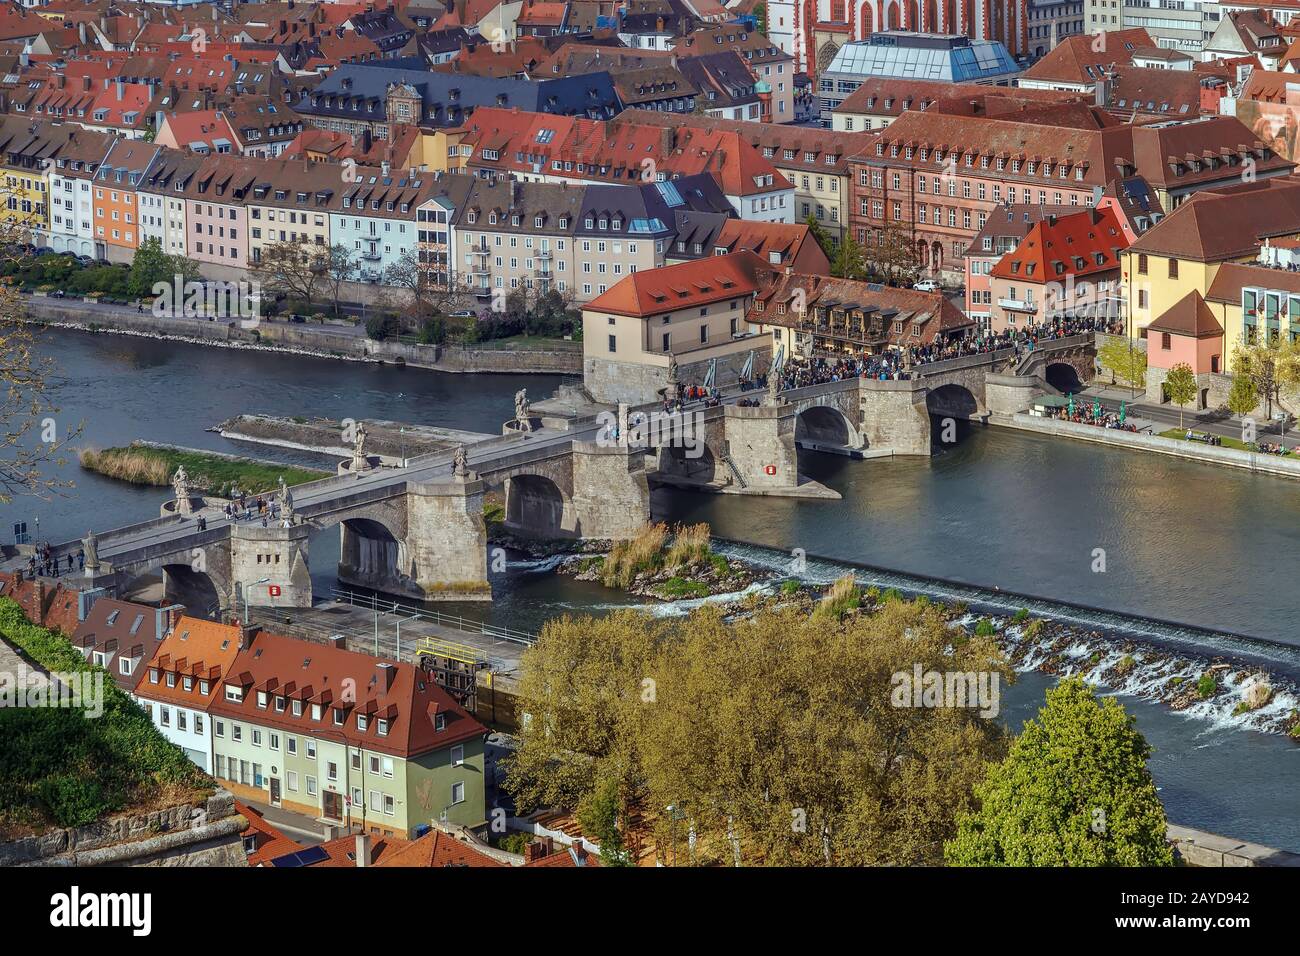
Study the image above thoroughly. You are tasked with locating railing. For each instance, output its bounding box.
[330,587,536,647]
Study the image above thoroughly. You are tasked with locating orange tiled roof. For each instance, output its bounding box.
[587,250,766,317]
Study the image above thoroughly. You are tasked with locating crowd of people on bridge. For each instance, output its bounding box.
[222,488,291,528]
[27,542,83,579]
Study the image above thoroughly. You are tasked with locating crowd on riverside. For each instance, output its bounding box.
[1046,405,1139,432]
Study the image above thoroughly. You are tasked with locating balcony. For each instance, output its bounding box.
[535,247,553,260]
[360,246,382,261]
[998,297,1038,313]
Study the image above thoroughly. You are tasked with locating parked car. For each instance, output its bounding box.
[913,279,941,292]
[47,289,65,298]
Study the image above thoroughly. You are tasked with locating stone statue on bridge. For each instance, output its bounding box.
[766,368,781,406]
[279,476,295,524]
[172,465,195,516]
[82,530,99,572]
[514,388,533,432]
[351,421,372,472]
[452,443,468,478]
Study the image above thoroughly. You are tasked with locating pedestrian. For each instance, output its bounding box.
[78,549,84,569]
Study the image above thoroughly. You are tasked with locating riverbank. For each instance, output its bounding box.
[24,297,583,376]
[213,413,493,461]
[1001,412,1300,479]
[78,443,327,497]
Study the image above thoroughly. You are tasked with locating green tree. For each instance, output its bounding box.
[126,236,172,298]
[1097,336,1147,389]
[831,232,866,280]
[576,773,634,866]
[1163,362,1197,428]
[804,213,834,260]
[1234,333,1300,420]
[945,678,1174,867]
[1226,371,1257,420]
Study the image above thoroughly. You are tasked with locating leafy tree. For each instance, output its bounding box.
[577,773,634,866]
[1233,333,1300,420]
[126,236,171,298]
[1227,371,1257,420]
[804,213,834,260]
[1163,362,1197,428]
[1097,336,1147,389]
[945,678,1174,867]
[831,232,867,280]
[507,600,1011,866]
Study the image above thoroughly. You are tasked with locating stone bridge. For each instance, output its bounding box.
[38,336,1093,615]
[776,333,1097,456]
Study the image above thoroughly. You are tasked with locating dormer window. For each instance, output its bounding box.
[292,699,302,716]
[225,684,243,702]
[357,714,368,731]
[311,703,322,721]
[166,672,176,687]
[377,719,389,736]
[257,690,268,708]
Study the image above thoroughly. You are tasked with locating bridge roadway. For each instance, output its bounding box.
[25,332,1095,569]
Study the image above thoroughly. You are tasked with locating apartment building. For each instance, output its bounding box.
[245,159,344,265]
[749,273,974,363]
[847,110,1292,283]
[965,204,1069,328]
[181,156,256,273]
[332,165,437,282]
[462,107,795,224]
[71,599,179,695]
[614,110,857,239]
[208,629,488,837]
[92,139,159,264]
[986,206,1128,333]
[138,151,207,258]
[45,127,113,258]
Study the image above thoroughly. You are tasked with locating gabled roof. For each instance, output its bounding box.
[1146,290,1224,338]
[1019,28,1153,84]
[1128,175,1300,260]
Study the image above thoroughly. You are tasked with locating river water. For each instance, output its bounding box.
[10,329,1300,850]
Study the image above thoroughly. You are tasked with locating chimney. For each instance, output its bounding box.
[381,159,391,177]
[239,623,259,649]
[571,842,590,866]
[355,832,371,867]
[116,80,124,101]
[525,840,547,862]
[376,661,396,691]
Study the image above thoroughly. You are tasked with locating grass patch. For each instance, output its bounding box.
[1158,429,1267,453]
[0,599,212,832]
[814,574,861,619]
[80,445,326,497]
[600,522,719,590]
[1196,672,1218,699]
[658,577,710,600]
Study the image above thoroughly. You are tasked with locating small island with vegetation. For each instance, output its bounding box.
[79,443,326,497]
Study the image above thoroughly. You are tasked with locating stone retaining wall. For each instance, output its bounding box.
[1,789,246,867]
[26,300,582,376]
[1005,413,1300,480]
[1168,824,1300,867]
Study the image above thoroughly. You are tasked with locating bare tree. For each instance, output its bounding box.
[322,243,358,318]
[248,240,325,314]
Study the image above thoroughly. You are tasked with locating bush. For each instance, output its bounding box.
[974,618,996,638]
[365,315,395,340]
[815,574,861,619]
[1196,673,1218,699]
[1012,608,1029,623]
[0,599,211,831]
[417,315,446,345]
[779,579,801,596]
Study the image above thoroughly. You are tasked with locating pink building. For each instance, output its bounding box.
[182,157,255,271]
[1145,290,1224,409]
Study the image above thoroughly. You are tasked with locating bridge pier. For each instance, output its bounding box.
[985,374,1048,418]
[404,475,492,601]
[860,379,932,455]
[722,403,799,489]
[569,440,651,539]
[230,521,312,612]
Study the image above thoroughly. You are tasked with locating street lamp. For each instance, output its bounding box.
[1276,411,1289,450]
[243,576,270,627]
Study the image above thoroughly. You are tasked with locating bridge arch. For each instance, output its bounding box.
[504,473,571,538]
[118,560,228,619]
[657,443,718,484]
[926,382,981,420]
[1045,361,1083,394]
[338,516,411,593]
[795,404,862,451]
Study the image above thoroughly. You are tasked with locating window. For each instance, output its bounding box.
[1138,254,1148,275]
[1161,332,1172,350]
[215,720,225,738]
[1168,258,1179,279]
[225,684,242,702]
[377,719,389,737]
[451,782,465,805]
[451,745,464,766]
[232,724,242,742]
[287,771,298,792]
[287,736,297,755]
[306,739,317,759]
[306,775,317,796]
[119,658,132,676]
[382,757,394,778]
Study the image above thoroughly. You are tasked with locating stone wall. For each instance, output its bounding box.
[26,300,582,375]
[1167,824,1300,867]
[405,477,491,600]
[722,404,799,489]
[568,441,652,538]
[0,789,246,867]
[229,522,313,609]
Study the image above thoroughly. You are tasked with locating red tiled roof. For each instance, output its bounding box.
[1146,290,1224,338]
[587,250,766,316]
[991,207,1129,282]
[236,801,305,867]
[1020,28,1154,84]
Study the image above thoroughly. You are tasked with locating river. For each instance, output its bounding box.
[9,328,1300,850]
